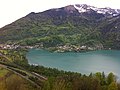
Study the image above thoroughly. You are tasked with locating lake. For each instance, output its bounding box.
[27,49,120,78]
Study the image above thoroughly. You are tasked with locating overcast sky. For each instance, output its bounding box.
[0,0,120,28]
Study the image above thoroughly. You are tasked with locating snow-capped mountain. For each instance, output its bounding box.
[74,4,120,16]
[0,4,120,49]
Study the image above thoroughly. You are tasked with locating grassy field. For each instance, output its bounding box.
[0,67,39,90]
[0,67,9,77]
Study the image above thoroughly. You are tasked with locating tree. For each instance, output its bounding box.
[108,82,118,90]
[101,72,107,85]
[107,73,116,85]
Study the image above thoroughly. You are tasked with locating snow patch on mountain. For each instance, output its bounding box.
[74,4,120,16]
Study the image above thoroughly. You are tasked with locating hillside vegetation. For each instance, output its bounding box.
[0,67,39,90]
[0,5,120,50]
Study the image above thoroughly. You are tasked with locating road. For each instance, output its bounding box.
[0,52,47,88]
[0,63,42,88]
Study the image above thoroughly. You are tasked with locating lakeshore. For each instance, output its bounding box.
[27,49,120,79]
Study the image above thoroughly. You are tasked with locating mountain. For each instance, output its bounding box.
[0,4,120,49]
[74,4,120,16]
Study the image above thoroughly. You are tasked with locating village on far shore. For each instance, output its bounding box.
[0,43,106,53]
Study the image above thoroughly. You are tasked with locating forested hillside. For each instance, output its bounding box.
[0,5,120,50]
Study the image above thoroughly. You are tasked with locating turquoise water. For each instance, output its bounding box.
[27,49,120,78]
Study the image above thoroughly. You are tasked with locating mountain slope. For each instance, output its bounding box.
[99,15,120,49]
[0,4,120,49]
